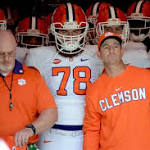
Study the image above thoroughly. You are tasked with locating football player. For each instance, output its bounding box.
[21,3,103,150]
[96,5,129,43]
[125,0,150,67]
[86,2,110,44]
[15,16,49,63]
[96,4,150,68]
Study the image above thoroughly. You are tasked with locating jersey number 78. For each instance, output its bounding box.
[52,66,91,96]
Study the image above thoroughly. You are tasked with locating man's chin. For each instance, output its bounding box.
[105,60,120,65]
[0,66,14,74]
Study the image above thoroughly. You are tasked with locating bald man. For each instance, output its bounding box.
[0,30,17,74]
[0,30,57,150]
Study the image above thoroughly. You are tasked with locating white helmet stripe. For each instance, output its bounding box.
[92,2,100,16]
[67,3,73,22]
[109,6,116,18]
[135,0,143,13]
[31,16,36,30]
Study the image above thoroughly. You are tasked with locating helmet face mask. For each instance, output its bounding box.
[96,6,129,44]
[51,21,88,54]
[16,17,49,47]
[127,18,150,41]
[87,16,97,26]
[97,20,129,43]
[0,20,7,30]
[16,33,48,47]
[51,3,88,55]
[127,0,150,42]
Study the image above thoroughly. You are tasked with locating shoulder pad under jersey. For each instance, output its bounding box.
[27,66,40,72]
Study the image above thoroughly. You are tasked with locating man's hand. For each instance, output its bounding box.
[14,128,34,147]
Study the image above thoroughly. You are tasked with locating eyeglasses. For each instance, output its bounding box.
[0,50,15,58]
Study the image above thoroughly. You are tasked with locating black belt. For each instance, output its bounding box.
[52,124,83,131]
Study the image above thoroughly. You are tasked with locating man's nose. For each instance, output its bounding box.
[109,46,116,53]
[3,55,11,61]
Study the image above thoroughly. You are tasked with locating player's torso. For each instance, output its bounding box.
[45,45,101,98]
[25,45,103,125]
[123,41,150,68]
[16,47,28,63]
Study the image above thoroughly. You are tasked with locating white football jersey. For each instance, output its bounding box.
[123,41,150,68]
[25,45,103,125]
[16,47,28,63]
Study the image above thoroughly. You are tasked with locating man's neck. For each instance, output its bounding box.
[104,61,126,77]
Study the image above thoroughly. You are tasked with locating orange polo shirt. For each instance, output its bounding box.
[0,60,57,136]
[83,65,150,150]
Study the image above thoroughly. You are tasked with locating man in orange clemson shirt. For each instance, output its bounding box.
[83,32,150,150]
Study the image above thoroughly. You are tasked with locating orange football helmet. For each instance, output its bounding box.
[127,0,150,41]
[86,2,110,44]
[51,3,88,55]
[96,6,129,43]
[40,13,52,33]
[40,13,55,45]
[16,16,49,47]
[0,9,7,30]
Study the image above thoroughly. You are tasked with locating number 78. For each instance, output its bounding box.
[52,66,91,96]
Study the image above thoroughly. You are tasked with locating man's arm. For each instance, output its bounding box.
[15,108,57,147]
[32,108,57,134]
[83,93,101,150]
[15,68,57,147]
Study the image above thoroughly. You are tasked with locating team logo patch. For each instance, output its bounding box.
[18,79,26,86]
[53,59,62,64]
[19,69,23,73]
[115,87,121,91]
[80,58,88,62]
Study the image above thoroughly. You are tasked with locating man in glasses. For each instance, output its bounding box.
[0,30,57,150]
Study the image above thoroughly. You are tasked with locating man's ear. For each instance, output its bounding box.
[120,45,124,56]
[97,47,101,59]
